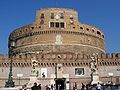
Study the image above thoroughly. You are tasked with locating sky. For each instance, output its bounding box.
[0,0,120,55]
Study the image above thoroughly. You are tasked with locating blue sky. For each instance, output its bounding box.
[0,0,120,54]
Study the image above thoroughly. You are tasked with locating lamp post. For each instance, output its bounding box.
[54,63,57,90]
[17,74,23,86]
[5,41,15,87]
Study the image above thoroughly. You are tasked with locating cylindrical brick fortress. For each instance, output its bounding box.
[9,8,105,57]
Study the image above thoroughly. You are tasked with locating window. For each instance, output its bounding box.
[86,28,89,31]
[50,22,54,27]
[55,22,59,28]
[73,26,75,29]
[40,20,44,24]
[51,13,54,19]
[75,68,84,76]
[41,13,44,19]
[97,31,101,35]
[70,20,74,24]
[70,15,73,19]
[31,27,34,29]
[50,22,65,28]
[92,29,95,32]
[102,35,104,38]
[80,27,83,29]
[60,13,64,19]
[60,22,64,28]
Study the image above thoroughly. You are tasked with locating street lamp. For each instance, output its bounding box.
[17,74,23,86]
[5,41,15,87]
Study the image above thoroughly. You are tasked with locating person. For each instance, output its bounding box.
[31,82,39,90]
[86,83,92,90]
[38,84,41,90]
[73,84,76,90]
[74,82,77,89]
[86,84,89,90]
[48,84,51,90]
[81,83,85,90]
[96,82,101,90]
[58,84,61,90]
[45,85,49,90]
[22,84,27,90]
[51,84,53,90]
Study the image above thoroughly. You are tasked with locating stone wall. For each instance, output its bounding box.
[8,8,105,57]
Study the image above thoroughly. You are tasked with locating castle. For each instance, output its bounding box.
[0,8,120,89]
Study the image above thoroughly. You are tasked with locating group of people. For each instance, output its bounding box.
[45,84,54,90]
[23,82,102,90]
[31,82,41,90]
[31,83,54,90]
[73,82,102,90]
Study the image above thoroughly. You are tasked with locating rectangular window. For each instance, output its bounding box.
[41,68,47,78]
[60,22,64,28]
[51,13,54,19]
[75,68,84,76]
[60,13,64,19]
[41,13,44,19]
[40,20,44,24]
[55,22,59,28]
[50,22,54,27]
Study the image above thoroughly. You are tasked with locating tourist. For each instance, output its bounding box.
[81,83,85,90]
[45,85,49,90]
[86,83,89,90]
[73,83,76,90]
[86,83,92,90]
[96,82,101,90]
[48,84,51,90]
[38,84,41,90]
[21,84,27,90]
[51,84,54,90]
[73,85,76,90]
[74,82,77,90]
[31,82,39,90]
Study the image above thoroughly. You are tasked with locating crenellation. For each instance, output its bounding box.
[0,8,119,87]
[106,53,111,59]
[115,53,120,58]
[111,53,118,59]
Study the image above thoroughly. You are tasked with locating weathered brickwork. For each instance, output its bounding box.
[0,8,119,87]
[9,8,105,57]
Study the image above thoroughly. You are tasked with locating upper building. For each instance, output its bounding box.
[9,8,105,58]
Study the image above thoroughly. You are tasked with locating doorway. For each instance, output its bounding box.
[55,78,66,90]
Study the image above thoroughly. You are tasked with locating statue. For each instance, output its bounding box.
[26,57,39,88]
[89,53,101,84]
[31,57,39,77]
[89,53,98,74]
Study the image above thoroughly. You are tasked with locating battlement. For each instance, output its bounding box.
[0,52,120,68]
[99,53,120,59]
[0,52,120,61]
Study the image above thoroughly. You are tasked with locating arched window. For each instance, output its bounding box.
[51,13,54,19]
[41,13,44,19]
[60,13,64,19]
